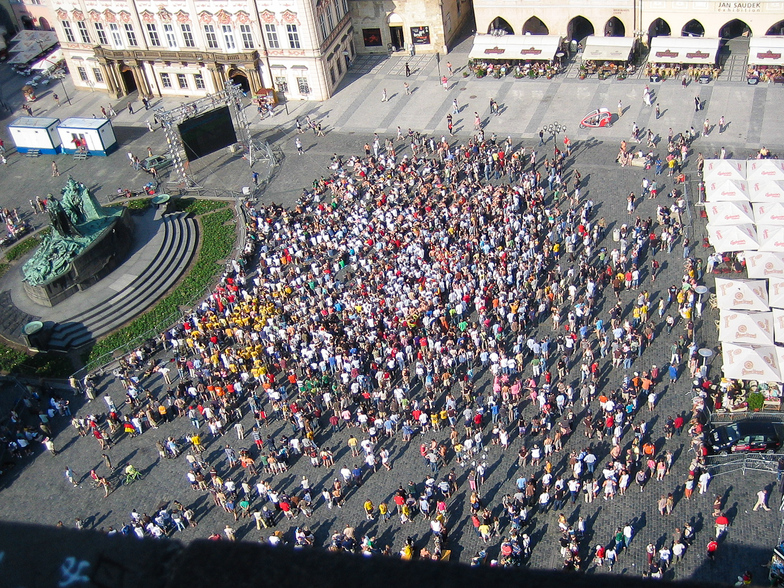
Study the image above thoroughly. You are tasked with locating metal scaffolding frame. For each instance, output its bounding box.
[153,81,268,187]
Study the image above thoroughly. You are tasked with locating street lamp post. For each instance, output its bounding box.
[545,122,565,149]
[50,69,71,105]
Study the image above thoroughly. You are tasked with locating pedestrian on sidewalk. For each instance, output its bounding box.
[51,161,59,177]
[719,115,725,133]
[452,98,459,114]
[404,82,411,95]
[442,76,448,90]
[128,102,134,115]
[655,103,660,119]
[706,538,718,561]
[381,88,387,102]
[53,93,60,107]
[539,129,544,144]
[295,137,303,155]
[109,105,117,117]
[65,467,78,487]
[703,119,710,136]
[617,100,623,118]
[101,106,108,118]
[447,61,453,75]
[474,112,481,130]
[694,96,701,112]
[252,171,259,185]
[22,104,32,116]
[142,97,150,110]
[405,62,411,77]
[753,488,772,511]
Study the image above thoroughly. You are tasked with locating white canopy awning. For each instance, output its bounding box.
[746,252,784,278]
[707,224,759,252]
[758,225,784,252]
[748,36,784,66]
[707,201,754,225]
[581,36,634,62]
[704,159,746,182]
[30,48,64,72]
[468,34,562,61]
[719,310,775,345]
[648,36,720,65]
[769,278,784,308]
[748,159,784,182]
[773,309,784,343]
[9,30,57,53]
[722,343,781,382]
[750,180,784,203]
[706,179,750,202]
[715,278,769,310]
[754,203,784,225]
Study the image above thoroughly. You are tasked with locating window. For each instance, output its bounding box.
[181,24,195,47]
[297,76,309,94]
[203,24,218,48]
[326,5,335,31]
[336,56,342,75]
[93,67,104,83]
[146,23,160,46]
[77,66,88,82]
[264,24,279,49]
[318,14,327,41]
[109,23,123,47]
[329,67,335,85]
[275,76,288,92]
[160,72,172,88]
[177,73,188,89]
[94,22,108,45]
[194,73,205,89]
[61,20,75,42]
[164,23,177,48]
[222,25,235,49]
[341,0,349,17]
[124,23,138,46]
[77,21,91,43]
[287,24,300,49]
[362,28,382,47]
[240,24,254,49]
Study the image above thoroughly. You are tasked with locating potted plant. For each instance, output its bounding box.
[748,391,765,411]
[578,65,587,80]
[462,71,469,78]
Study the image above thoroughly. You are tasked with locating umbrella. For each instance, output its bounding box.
[706,201,754,225]
[719,310,774,345]
[703,159,746,182]
[705,179,750,202]
[745,251,784,278]
[715,277,769,311]
[758,225,784,252]
[773,309,784,343]
[754,202,784,225]
[706,224,759,253]
[769,278,784,308]
[721,342,781,382]
[750,180,784,203]
[748,159,784,182]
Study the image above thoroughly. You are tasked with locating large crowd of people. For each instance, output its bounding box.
[3,129,722,573]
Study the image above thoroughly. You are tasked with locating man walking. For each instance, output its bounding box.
[405,62,411,77]
[295,137,303,155]
[51,161,60,177]
[65,467,78,487]
[753,488,772,511]
[618,100,623,118]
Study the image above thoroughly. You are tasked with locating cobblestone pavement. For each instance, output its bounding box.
[0,128,781,585]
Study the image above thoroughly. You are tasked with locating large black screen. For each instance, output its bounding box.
[178,105,237,162]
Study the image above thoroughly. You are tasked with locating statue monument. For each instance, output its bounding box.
[22,178,135,306]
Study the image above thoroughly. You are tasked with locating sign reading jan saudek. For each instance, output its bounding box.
[717,1,762,12]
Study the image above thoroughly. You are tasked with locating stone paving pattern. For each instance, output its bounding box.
[0,27,782,585]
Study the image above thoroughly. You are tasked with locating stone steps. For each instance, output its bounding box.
[46,212,199,350]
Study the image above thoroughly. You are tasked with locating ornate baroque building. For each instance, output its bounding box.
[50,0,353,101]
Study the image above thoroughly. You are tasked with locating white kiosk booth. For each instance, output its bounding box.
[8,116,61,154]
[57,117,117,156]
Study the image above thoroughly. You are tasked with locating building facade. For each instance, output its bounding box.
[349,0,471,55]
[50,0,353,101]
[473,0,784,44]
[10,0,54,31]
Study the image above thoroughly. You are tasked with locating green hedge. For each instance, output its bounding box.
[6,236,41,262]
[0,344,74,377]
[87,207,236,363]
[175,198,228,215]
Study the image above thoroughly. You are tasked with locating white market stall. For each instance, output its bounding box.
[715,277,769,310]
[719,310,775,345]
[748,36,784,67]
[468,34,562,62]
[749,159,784,182]
[707,224,759,252]
[704,159,746,182]
[769,278,784,308]
[755,203,784,225]
[722,343,781,382]
[30,48,64,73]
[581,36,634,62]
[746,251,784,278]
[705,179,750,202]
[707,201,754,225]
[759,225,784,252]
[751,180,784,203]
[773,309,784,343]
[648,36,720,65]
[8,116,61,154]
[56,117,117,156]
